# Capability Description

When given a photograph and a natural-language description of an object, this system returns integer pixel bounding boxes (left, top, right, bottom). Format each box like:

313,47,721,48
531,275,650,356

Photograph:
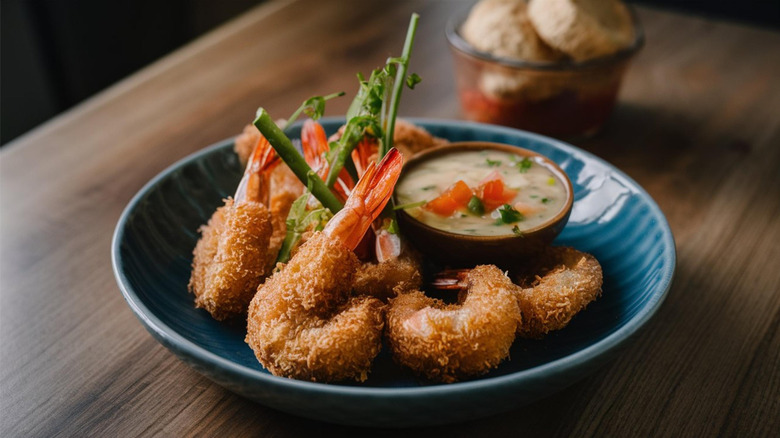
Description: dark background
2,0,779,145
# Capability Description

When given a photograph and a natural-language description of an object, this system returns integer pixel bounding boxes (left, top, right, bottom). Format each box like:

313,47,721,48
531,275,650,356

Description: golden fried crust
189,199,273,321
246,233,385,382
393,119,449,157
234,124,259,166
267,165,305,266
233,124,304,268
353,256,423,301
515,247,603,338
386,265,520,383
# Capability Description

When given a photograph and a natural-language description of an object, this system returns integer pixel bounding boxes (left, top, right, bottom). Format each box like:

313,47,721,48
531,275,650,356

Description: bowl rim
445,4,645,71
112,117,676,399
394,141,574,241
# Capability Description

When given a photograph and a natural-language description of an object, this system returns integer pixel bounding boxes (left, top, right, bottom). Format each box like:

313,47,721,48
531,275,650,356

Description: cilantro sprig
497,204,524,224
515,157,533,173
276,192,333,264
282,91,345,131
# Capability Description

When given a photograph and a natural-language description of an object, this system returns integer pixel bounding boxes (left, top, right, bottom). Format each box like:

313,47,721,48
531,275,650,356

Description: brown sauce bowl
394,142,574,268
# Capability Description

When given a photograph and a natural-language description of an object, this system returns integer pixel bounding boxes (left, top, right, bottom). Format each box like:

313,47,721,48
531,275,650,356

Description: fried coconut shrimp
348,134,424,301
189,137,278,320
392,119,449,157
235,124,304,265
352,252,423,301
246,149,403,382
234,124,260,166
514,246,603,338
386,265,521,383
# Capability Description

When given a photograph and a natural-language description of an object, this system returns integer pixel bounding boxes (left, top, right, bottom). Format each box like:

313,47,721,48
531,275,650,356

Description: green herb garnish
393,200,426,210
276,193,333,264
467,195,485,215
282,91,345,130
326,14,420,187
516,157,533,173
541,197,551,204
253,110,343,214
486,158,502,167
421,185,437,191
512,225,524,236
386,218,400,234
497,204,524,224
547,177,556,186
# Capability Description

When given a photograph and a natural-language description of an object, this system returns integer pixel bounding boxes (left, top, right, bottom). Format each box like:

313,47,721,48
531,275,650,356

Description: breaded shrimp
432,247,604,339
246,149,403,382
329,119,448,159
266,164,304,265
349,135,424,300
391,119,449,157
189,136,279,320
234,124,305,267
386,265,521,383
352,251,423,301
514,246,603,338
234,124,259,166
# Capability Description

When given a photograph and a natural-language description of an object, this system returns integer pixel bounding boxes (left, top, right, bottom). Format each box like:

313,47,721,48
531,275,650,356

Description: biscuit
462,0,563,62
528,0,634,61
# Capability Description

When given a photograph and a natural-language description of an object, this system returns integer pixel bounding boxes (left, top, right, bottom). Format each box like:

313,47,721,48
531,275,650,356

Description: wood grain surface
1,0,778,436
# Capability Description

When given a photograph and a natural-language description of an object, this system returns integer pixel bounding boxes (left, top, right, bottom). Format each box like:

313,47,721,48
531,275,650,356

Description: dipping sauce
396,150,567,236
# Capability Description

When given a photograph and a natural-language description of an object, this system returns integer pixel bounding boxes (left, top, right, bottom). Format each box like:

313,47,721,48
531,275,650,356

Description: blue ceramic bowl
112,118,675,427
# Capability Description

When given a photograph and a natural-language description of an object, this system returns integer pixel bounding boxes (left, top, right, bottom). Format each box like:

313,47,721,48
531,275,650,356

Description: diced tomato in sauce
476,172,517,211
424,180,473,216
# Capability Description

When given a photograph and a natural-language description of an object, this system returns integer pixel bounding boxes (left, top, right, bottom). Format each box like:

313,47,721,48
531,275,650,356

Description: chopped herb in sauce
498,204,524,224
516,158,533,173
394,150,566,236
393,200,427,210
467,195,485,215
547,177,556,186
512,225,524,236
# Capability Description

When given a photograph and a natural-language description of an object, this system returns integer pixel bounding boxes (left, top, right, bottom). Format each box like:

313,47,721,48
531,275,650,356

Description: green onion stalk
382,13,420,157
253,109,343,214
325,13,420,189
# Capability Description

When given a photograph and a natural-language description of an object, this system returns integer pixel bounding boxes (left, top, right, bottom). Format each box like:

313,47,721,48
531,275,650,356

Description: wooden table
2,1,778,435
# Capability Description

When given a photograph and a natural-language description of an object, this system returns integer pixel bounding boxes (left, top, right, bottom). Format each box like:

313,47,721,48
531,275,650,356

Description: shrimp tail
301,119,354,202
430,268,471,290
302,119,329,170
351,137,379,177
324,148,402,250
235,134,280,203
